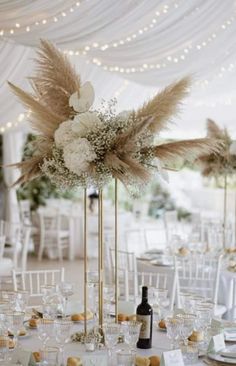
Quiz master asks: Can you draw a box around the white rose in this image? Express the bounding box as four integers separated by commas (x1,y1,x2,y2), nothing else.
63,138,97,175
229,141,236,155
69,81,95,113
54,120,76,148
71,112,102,137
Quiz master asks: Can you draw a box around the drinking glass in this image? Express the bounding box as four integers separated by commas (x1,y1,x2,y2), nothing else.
0,335,9,363
103,323,120,359
117,349,136,366
121,321,141,351
195,305,212,343
38,319,54,348
0,291,18,311
103,285,115,322
153,288,168,318
57,282,74,316
177,314,196,345
165,317,181,350
40,347,59,366
179,340,198,365
5,311,25,349
15,291,29,312
40,285,57,304
54,319,72,365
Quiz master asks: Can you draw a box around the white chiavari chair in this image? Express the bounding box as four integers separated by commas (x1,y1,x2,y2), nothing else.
12,268,65,298
175,254,226,316
38,210,70,261
109,248,138,300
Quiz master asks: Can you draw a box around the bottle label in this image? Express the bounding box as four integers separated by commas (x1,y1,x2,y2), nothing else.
137,314,151,339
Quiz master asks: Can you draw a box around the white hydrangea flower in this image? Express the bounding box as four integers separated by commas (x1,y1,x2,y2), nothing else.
229,141,236,155
54,120,76,148
63,138,97,175
71,112,102,137
69,81,95,113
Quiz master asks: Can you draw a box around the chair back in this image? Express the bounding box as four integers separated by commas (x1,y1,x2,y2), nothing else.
175,254,223,306
0,236,5,260
19,200,32,226
12,268,65,297
19,227,31,271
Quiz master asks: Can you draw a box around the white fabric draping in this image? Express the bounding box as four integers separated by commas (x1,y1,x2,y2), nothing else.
0,0,236,136
3,131,25,222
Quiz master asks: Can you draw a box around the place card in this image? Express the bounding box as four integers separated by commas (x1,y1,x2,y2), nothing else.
207,333,225,354
160,349,184,366
11,349,36,366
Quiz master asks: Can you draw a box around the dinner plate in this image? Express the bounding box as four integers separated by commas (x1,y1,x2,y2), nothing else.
208,352,236,364
221,345,236,358
224,328,236,342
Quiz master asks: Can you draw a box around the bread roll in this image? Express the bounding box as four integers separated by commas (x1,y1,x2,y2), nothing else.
149,355,160,366
71,313,83,321
29,318,38,328
118,313,127,322
8,339,15,349
19,329,27,336
189,330,204,342
158,319,166,329
67,357,82,366
135,356,150,366
179,247,189,256
127,314,136,321
0,336,9,348
33,352,41,362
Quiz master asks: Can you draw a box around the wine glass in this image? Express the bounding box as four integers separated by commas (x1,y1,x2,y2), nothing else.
40,346,59,366
153,288,168,318
177,314,196,346
38,318,54,348
5,311,25,349
54,319,72,366
15,291,29,312
165,317,182,350
103,323,120,360
121,321,141,351
40,285,57,304
57,282,74,317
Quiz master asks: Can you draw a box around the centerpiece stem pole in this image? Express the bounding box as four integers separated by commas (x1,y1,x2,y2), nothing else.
98,189,104,327
223,173,228,249
114,179,118,323
235,191,236,248
83,189,87,335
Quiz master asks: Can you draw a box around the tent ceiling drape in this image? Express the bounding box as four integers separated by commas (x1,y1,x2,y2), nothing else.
0,0,236,137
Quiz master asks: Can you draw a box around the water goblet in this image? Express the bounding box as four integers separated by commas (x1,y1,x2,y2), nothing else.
40,285,57,305
121,321,141,351
54,319,72,365
38,318,54,348
177,313,196,346
165,317,182,350
103,323,120,360
0,335,9,363
57,282,74,317
117,349,136,366
4,311,25,352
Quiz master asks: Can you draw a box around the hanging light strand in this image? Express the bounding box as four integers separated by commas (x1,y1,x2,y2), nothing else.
0,1,82,36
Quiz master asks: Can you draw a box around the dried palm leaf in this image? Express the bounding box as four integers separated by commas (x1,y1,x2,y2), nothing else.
136,76,190,133
206,119,225,139
8,82,63,136
32,39,80,119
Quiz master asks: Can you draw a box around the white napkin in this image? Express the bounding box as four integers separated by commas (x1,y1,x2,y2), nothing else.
11,349,36,366
207,333,225,354
160,349,184,366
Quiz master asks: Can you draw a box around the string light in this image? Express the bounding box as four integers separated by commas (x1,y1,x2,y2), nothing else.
0,111,30,134
0,1,83,36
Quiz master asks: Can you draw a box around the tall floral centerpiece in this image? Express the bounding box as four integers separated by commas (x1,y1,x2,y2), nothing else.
196,119,236,248
9,40,220,331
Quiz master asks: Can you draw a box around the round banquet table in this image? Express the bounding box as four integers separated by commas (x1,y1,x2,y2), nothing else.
17,322,207,365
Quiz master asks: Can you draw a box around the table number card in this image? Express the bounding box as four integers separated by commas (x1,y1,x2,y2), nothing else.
160,349,184,366
207,333,225,354
82,353,108,366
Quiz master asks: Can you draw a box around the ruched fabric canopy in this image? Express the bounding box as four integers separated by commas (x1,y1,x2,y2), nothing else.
0,0,236,137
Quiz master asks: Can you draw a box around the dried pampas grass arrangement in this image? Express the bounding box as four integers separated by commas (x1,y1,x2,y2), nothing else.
9,40,221,193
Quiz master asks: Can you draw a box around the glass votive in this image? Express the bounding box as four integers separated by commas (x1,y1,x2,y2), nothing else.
40,347,59,366
179,341,198,365
0,335,9,363
84,336,96,352
117,349,136,366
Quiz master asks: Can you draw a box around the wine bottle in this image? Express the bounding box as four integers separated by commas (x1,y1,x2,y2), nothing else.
136,286,153,349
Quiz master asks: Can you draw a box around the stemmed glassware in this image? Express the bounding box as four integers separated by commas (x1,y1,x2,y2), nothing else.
103,323,120,360
38,318,54,349
5,311,25,349
176,314,196,346
121,321,141,351
57,282,74,317
54,319,73,366
165,317,181,350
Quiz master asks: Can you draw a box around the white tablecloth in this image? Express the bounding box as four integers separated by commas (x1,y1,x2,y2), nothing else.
17,322,206,366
